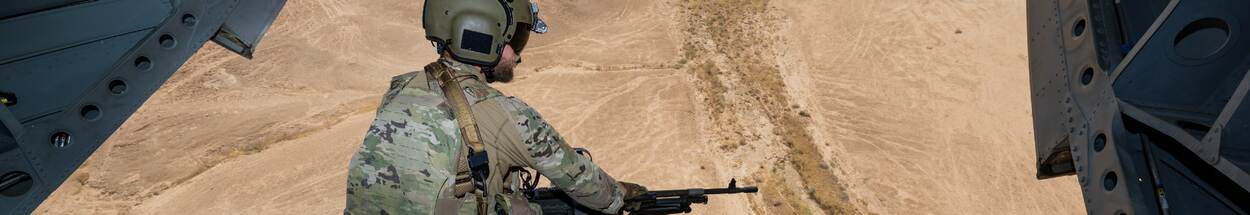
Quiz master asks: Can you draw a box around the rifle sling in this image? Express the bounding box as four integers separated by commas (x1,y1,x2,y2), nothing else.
426,61,490,215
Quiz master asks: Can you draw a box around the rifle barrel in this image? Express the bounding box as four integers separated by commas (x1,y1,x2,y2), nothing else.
647,186,758,197
705,186,758,194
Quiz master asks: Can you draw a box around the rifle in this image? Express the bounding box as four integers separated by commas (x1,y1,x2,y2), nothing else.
528,178,758,215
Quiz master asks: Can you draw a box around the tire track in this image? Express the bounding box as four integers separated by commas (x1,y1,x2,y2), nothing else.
677,0,857,214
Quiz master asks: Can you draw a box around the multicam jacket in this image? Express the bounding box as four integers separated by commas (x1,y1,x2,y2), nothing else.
345,60,626,214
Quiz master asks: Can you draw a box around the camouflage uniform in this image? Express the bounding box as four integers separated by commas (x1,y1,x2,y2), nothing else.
345,59,626,214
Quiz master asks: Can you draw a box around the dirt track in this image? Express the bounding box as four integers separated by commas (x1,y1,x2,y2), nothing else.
38,0,1084,214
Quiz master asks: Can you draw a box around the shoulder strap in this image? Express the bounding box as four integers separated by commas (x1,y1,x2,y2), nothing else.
426,62,487,158
426,61,490,215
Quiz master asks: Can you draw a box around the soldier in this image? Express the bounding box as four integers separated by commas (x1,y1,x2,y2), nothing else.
344,0,648,214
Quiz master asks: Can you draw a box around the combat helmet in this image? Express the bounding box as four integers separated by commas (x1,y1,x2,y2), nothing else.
423,0,547,67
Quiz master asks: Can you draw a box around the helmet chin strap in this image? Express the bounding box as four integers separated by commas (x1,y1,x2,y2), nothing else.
431,41,444,54
481,66,496,79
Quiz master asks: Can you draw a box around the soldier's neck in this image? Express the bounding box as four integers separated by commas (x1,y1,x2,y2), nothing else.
437,58,488,81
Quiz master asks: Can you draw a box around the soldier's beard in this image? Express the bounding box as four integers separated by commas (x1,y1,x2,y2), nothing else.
489,44,518,83
485,66,510,82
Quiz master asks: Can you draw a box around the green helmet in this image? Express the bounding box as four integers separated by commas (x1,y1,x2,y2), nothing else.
423,0,547,67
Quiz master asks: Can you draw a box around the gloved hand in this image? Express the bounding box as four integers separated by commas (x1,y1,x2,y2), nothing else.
618,181,648,212
619,181,648,200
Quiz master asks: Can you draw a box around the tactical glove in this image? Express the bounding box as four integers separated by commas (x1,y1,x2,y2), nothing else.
618,181,648,212
619,181,648,200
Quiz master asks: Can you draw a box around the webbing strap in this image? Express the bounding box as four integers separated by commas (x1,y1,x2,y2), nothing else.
427,62,486,154
426,61,489,215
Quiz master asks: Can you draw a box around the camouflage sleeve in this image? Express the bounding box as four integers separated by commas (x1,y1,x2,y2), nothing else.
346,72,462,214
498,97,626,214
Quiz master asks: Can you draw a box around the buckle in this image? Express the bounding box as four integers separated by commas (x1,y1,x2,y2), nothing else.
468,152,491,189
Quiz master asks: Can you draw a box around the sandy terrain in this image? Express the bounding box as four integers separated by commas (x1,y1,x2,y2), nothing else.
36,0,1084,214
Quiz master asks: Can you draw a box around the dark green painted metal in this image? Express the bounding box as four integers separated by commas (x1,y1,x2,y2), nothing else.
0,0,287,214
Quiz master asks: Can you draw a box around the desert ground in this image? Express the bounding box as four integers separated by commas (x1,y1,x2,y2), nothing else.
37,0,1085,214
